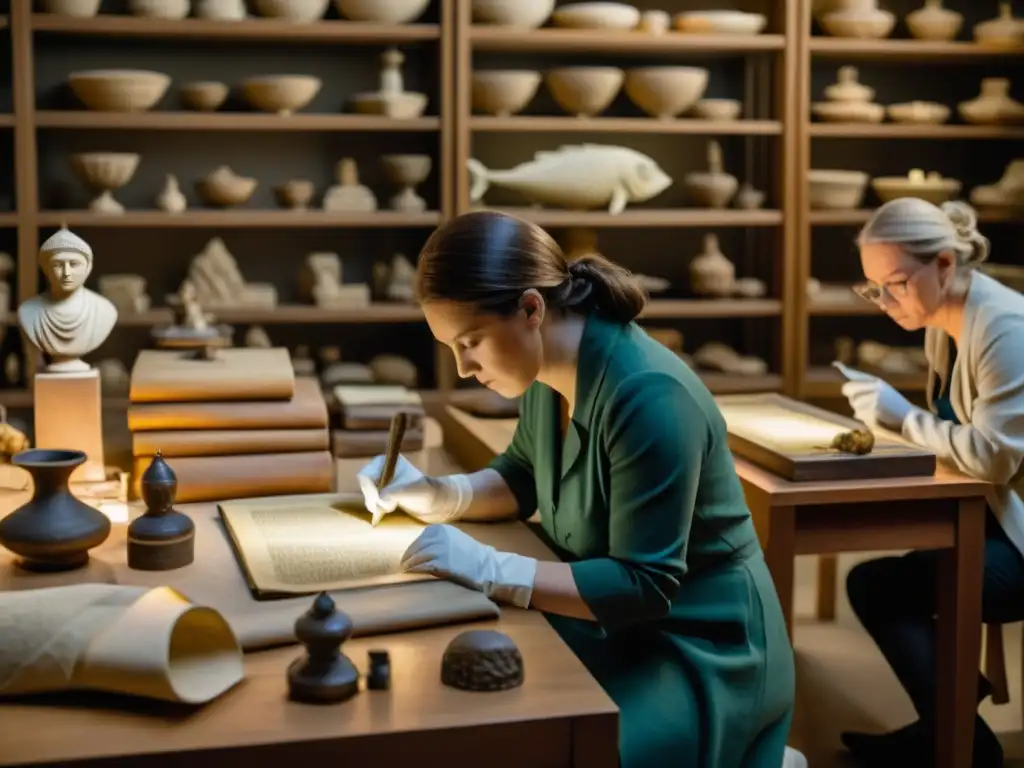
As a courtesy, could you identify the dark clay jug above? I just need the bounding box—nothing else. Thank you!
[0,449,112,571]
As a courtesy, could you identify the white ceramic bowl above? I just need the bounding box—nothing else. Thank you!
[255,0,329,22]
[624,67,709,119]
[69,70,172,112]
[546,67,624,117]
[242,75,323,115]
[471,0,555,28]
[471,70,542,116]
[808,169,870,209]
[551,2,641,29]
[335,0,430,23]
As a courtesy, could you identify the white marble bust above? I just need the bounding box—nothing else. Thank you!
[17,227,118,374]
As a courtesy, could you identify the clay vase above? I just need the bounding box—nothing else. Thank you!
[0,449,111,572]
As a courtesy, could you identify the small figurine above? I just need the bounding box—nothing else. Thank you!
[831,429,875,455]
[367,650,391,690]
[287,592,360,704]
[440,629,524,692]
[181,280,210,332]
[127,451,196,571]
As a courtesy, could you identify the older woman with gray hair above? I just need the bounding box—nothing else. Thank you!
[835,198,1024,766]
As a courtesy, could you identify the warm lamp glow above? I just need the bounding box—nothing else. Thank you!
[719,405,847,450]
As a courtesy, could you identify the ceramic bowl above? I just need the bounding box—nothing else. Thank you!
[181,81,230,112]
[674,10,768,34]
[255,0,329,22]
[551,2,642,29]
[197,168,258,207]
[546,67,624,117]
[69,69,172,112]
[872,172,961,205]
[471,70,542,116]
[811,101,884,122]
[692,98,742,120]
[70,152,141,190]
[274,180,316,210]
[886,101,950,124]
[129,0,190,18]
[624,66,709,119]
[380,154,433,187]
[242,75,323,115]
[471,0,555,28]
[819,9,896,38]
[335,0,430,23]
[40,0,101,16]
[807,169,870,209]
[349,91,428,118]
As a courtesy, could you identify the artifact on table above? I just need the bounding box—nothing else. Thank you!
[245,324,272,348]
[692,98,741,120]
[195,0,246,19]
[734,182,765,210]
[41,0,101,16]
[97,358,130,394]
[275,179,315,211]
[817,0,895,38]
[623,66,710,119]
[129,0,190,19]
[638,9,671,34]
[468,144,672,215]
[886,100,950,124]
[958,78,1024,125]
[293,344,317,377]
[714,393,937,482]
[301,251,371,307]
[180,81,229,112]
[323,158,378,212]
[546,66,624,118]
[674,9,767,34]
[830,429,876,455]
[255,0,329,22]
[380,155,431,212]
[811,66,883,124]
[974,2,1024,47]
[156,173,187,213]
[19,228,117,373]
[70,151,140,214]
[441,629,525,692]
[807,169,870,209]
[367,650,391,690]
[694,343,767,376]
[970,159,1024,209]
[350,47,428,119]
[196,166,258,208]
[336,0,430,23]
[287,592,360,704]
[470,0,554,28]
[690,233,736,297]
[470,70,542,117]
[0,584,245,704]
[872,169,961,206]
[242,75,322,116]
[128,451,196,572]
[68,69,171,112]
[551,2,640,29]
[0,449,111,572]
[175,237,278,310]
[370,354,418,388]
[684,140,738,209]
[905,0,963,41]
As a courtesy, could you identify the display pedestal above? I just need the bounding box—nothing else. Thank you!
[34,369,106,485]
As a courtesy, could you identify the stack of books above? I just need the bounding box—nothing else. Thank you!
[331,385,425,458]
[127,348,334,503]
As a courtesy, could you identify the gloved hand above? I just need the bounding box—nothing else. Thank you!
[357,454,473,524]
[400,524,537,608]
[833,361,915,430]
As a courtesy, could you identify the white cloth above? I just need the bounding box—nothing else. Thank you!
[782,746,807,768]
[357,454,473,524]
[834,361,915,430]
[400,524,538,608]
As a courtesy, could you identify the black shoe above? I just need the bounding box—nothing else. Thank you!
[841,717,1003,767]
[840,720,923,760]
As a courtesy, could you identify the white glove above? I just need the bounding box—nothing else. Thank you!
[834,361,914,430]
[400,524,537,608]
[357,454,473,524]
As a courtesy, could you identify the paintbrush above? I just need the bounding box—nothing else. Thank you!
[371,411,409,527]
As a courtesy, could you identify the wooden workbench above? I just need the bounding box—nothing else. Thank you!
[442,405,991,768]
[0,431,618,768]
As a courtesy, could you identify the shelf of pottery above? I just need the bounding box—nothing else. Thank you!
[461,0,792,392]
[800,0,1024,400]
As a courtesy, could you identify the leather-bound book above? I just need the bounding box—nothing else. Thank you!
[134,428,330,459]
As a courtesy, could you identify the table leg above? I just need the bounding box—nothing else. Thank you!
[816,555,838,622]
[761,504,796,637]
[935,497,985,768]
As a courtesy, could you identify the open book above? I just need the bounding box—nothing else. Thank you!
[218,493,433,600]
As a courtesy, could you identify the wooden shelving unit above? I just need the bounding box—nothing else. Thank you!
[794,0,1024,402]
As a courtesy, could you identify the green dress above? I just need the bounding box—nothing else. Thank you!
[488,315,795,768]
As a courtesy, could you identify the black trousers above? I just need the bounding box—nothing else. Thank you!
[846,511,1024,723]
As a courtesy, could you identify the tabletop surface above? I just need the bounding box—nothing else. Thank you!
[0,435,616,766]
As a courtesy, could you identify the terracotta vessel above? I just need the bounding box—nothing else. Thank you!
[0,449,111,571]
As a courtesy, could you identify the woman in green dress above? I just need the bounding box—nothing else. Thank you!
[357,211,799,768]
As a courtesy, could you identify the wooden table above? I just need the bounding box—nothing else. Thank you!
[442,407,990,768]
[0,434,618,768]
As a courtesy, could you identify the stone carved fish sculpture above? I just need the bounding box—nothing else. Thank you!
[467,144,673,215]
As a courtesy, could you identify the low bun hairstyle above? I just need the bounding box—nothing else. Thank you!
[416,210,647,324]
[858,197,990,269]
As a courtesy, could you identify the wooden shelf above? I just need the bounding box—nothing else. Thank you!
[470,116,782,135]
[470,27,785,54]
[31,14,440,42]
[35,111,441,132]
[810,123,1024,140]
[809,38,1024,60]
[118,304,426,326]
[810,208,1023,226]
[486,208,783,228]
[641,299,781,319]
[0,115,13,128]
[36,210,443,228]
[0,214,17,227]
[804,367,927,398]
[698,373,783,394]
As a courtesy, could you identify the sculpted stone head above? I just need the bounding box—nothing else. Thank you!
[39,228,94,299]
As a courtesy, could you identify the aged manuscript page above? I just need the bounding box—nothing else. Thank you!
[218,493,432,599]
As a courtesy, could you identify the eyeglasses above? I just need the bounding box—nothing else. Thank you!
[852,279,910,306]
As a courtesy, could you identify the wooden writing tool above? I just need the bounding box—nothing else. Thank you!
[371,411,409,527]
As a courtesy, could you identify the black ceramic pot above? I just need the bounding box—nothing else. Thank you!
[0,449,112,572]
